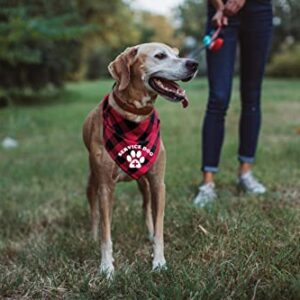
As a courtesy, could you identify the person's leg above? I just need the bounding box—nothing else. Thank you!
[202,11,240,183]
[238,0,273,175]
[194,6,240,206]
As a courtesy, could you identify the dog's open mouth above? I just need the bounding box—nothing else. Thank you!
[149,77,189,108]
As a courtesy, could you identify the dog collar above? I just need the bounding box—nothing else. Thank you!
[112,91,154,116]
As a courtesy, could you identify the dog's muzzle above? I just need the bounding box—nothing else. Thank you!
[148,59,198,108]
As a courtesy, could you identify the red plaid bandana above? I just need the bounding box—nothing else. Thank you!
[102,95,161,180]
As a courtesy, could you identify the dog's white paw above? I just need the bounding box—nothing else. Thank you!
[152,258,167,271]
[99,263,114,280]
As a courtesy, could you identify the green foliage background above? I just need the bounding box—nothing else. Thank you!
[0,0,93,101]
[0,0,299,104]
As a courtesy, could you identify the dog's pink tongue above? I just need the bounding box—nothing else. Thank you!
[181,97,189,108]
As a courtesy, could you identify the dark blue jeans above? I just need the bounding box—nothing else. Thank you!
[202,0,273,173]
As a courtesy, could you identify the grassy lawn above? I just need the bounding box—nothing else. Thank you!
[0,78,300,299]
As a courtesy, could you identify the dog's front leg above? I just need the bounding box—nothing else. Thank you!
[149,179,166,270]
[138,178,154,241]
[87,171,99,241]
[98,183,115,279]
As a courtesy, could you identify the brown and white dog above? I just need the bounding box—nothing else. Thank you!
[82,43,198,278]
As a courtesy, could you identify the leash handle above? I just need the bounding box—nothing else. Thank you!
[211,25,222,41]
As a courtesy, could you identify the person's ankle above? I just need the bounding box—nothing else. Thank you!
[239,163,252,176]
[203,172,214,184]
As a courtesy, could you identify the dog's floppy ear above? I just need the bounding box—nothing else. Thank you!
[108,47,139,91]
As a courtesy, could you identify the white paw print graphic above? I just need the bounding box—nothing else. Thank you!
[126,150,145,169]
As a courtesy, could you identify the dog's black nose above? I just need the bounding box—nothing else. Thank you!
[186,60,199,72]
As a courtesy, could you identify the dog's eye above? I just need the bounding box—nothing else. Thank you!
[155,52,167,60]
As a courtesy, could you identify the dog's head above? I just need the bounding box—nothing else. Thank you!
[108,43,198,108]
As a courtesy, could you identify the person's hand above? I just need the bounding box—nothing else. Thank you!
[212,9,228,27]
[224,0,246,17]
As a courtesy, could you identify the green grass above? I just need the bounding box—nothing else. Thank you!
[0,78,300,299]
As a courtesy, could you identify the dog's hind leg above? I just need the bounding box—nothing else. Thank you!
[87,171,99,241]
[138,178,154,241]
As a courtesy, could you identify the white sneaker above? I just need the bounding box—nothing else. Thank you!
[193,182,217,207]
[238,171,266,194]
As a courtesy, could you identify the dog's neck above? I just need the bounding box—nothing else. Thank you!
[109,87,157,122]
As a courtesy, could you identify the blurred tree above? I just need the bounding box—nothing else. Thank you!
[175,0,206,51]
[0,0,91,103]
[272,0,300,54]
[174,0,206,74]
[77,0,140,79]
[266,0,300,77]
[77,0,139,48]
[135,11,183,47]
